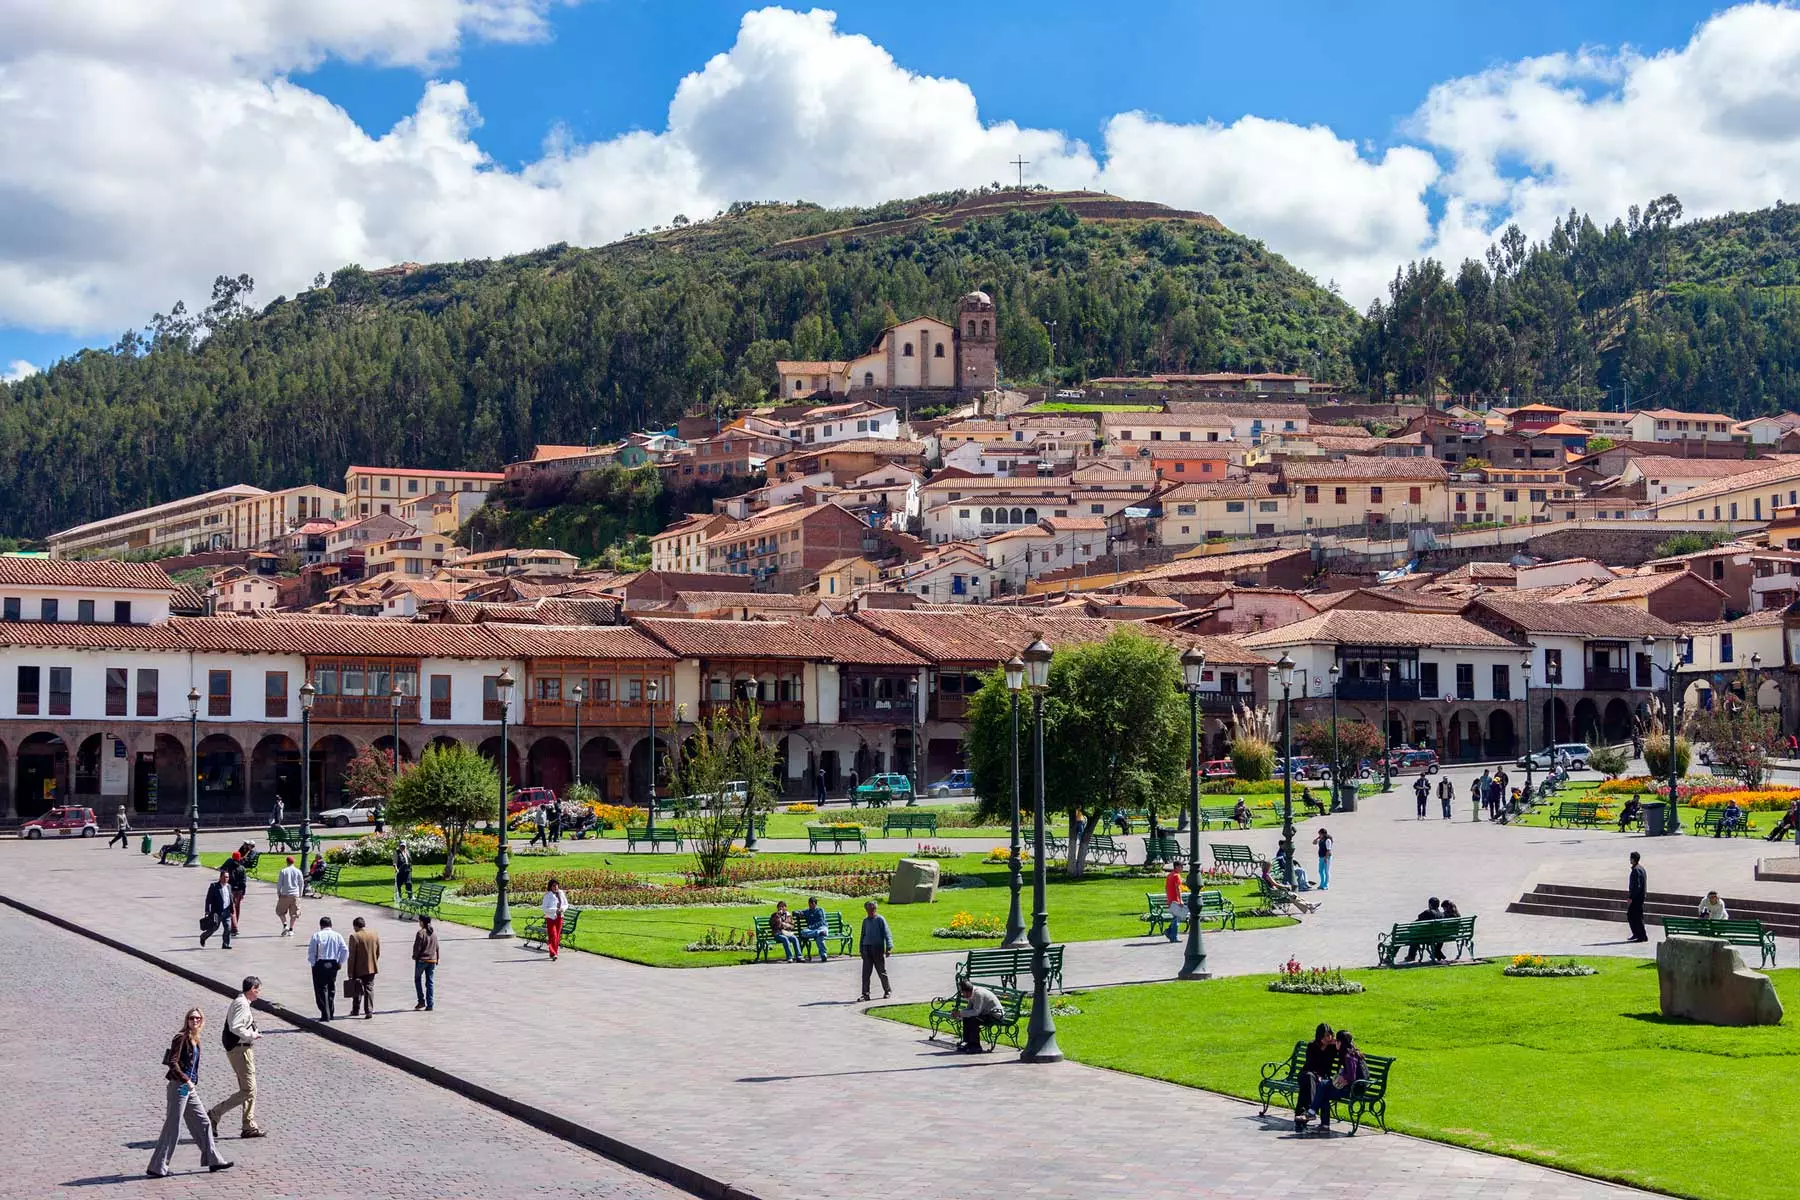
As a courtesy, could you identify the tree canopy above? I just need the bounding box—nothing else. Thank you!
[386,743,499,879]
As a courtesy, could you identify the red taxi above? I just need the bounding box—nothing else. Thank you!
[20,806,99,839]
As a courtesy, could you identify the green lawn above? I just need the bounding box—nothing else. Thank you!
[1504,782,1763,834]
[875,959,1800,1200]
[209,849,1292,968]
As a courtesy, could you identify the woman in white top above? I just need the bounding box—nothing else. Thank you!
[541,879,568,961]
[1697,890,1729,920]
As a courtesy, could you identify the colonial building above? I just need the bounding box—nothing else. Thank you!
[775,291,998,398]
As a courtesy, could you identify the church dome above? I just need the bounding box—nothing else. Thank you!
[961,290,993,307]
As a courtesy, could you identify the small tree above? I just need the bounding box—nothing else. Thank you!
[675,703,781,886]
[343,746,393,799]
[386,744,498,879]
[1586,746,1629,779]
[1293,719,1385,785]
[1643,734,1691,781]
[1687,690,1783,789]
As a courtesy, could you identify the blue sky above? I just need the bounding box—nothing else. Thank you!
[0,1,1762,373]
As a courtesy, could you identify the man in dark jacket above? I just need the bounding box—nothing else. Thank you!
[201,869,234,949]
[1295,1023,1339,1131]
[1403,897,1444,962]
[1627,851,1648,941]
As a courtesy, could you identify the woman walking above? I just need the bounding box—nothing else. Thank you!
[541,879,567,961]
[412,914,439,1010]
[147,1008,232,1177]
[393,841,414,902]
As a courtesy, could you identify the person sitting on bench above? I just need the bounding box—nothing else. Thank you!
[1617,796,1642,832]
[1767,800,1799,843]
[1715,799,1745,838]
[1233,798,1252,829]
[949,980,1003,1053]
[157,831,187,864]
[1697,890,1729,920]
[1403,897,1445,962]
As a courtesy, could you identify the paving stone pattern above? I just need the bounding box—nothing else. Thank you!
[0,907,683,1200]
[0,769,1691,1200]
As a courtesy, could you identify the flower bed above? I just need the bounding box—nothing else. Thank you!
[1595,778,1796,810]
[1268,959,1364,995]
[932,911,1006,939]
[783,873,890,899]
[325,828,495,866]
[783,802,817,813]
[1504,954,1596,977]
[984,846,1031,864]
[908,843,961,859]
[707,857,892,886]
[1200,779,1287,795]
[457,867,649,897]
[685,927,757,953]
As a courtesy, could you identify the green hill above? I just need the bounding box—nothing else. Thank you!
[1356,195,1800,412]
[0,189,1358,539]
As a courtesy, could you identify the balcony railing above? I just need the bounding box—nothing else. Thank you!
[702,698,804,725]
[930,693,971,721]
[841,696,915,722]
[1334,680,1422,702]
[1198,691,1247,712]
[526,699,653,726]
[1587,669,1632,691]
[310,695,420,722]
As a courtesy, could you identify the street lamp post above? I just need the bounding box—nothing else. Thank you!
[1643,634,1683,835]
[490,668,515,938]
[571,683,584,788]
[908,677,921,807]
[644,680,660,842]
[1002,655,1026,948]
[1520,652,1534,800]
[1382,662,1395,792]
[1327,663,1341,811]
[1020,636,1062,1064]
[184,687,201,866]
[299,682,315,874]
[1179,646,1210,979]
[1275,653,1297,886]
[389,683,403,776]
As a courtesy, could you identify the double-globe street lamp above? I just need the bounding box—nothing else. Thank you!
[1642,634,1684,835]
[1020,636,1062,1064]
[643,679,661,842]
[1327,663,1341,811]
[1381,662,1395,792]
[299,681,316,874]
[184,686,202,866]
[1001,654,1026,949]
[1520,650,1535,800]
[572,683,585,788]
[1275,653,1297,887]
[1178,646,1210,980]
[491,668,516,938]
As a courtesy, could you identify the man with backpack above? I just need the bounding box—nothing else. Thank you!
[208,977,265,1139]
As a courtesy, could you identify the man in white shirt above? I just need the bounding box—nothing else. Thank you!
[208,977,266,1138]
[274,856,304,936]
[306,917,349,1021]
[1697,890,1730,920]
[950,980,1005,1053]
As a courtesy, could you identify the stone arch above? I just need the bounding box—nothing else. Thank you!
[310,734,356,809]
[1572,697,1602,744]
[0,736,10,819]
[1010,507,1023,524]
[15,732,68,820]
[75,733,104,799]
[527,736,572,794]
[250,734,301,814]
[476,737,522,789]
[627,735,671,807]
[1756,678,1782,711]
[196,733,246,814]
[980,319,990,337]
[1486,708,1516,758]
[1542,697,1571,743]
[579,735,624,800]
[371,734,413,771]
[1024,507,1038,523]
[1445,709,1482,760]
[426,734,462,755]
[933,342,945,358]
[981,507,993,524]
[1602,698,1634,743]
[967,320,976,337]
[140,733,187,817]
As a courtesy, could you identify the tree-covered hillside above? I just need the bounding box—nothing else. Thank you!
[0,190,1358,538]
[1356,196,1800,413]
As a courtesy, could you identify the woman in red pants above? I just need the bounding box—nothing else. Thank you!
[541,879,567,960]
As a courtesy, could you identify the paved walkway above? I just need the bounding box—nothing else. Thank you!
[0,778,1689,1200]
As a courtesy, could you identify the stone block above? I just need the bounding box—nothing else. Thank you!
[1658,935,1784,1026]
[889,858,939,905]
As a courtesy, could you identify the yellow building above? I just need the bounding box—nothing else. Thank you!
[364,533,453,578]
[1281,458,1449,529]
[344,466,503,518]
[226,484,348,549]
[1158,477,1289,545]
[1654,457,1800,524]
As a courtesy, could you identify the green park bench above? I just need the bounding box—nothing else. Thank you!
[1377,915,1477,966]
[882,811,938,836]
[1085,834,1128,866]
[266,825,321,855]
[519,905,581,951]
[779,910,853,958]
[1211,843,1267,877]
[1550,802,1601,829]
[312,863,345,896]
[807,826,868,853]
[1143,832,1188,867]
[1142,889,1236,936]
[396,882,445,920]
[1024,831,1069,859]
[1258,1040,1396,1134]
[1661,916,1776,966]
[625,827,685,852]
[1199,805,1245,830]
[927,985,1028,1050]
[956,945,1065,993]
[1694,808,1753,837]
[240,848,261,872]
[155,833,189,865]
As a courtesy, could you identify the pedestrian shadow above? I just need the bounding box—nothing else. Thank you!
[59,1173,144,1187]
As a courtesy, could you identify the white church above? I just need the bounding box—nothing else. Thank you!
[776,291,999,398]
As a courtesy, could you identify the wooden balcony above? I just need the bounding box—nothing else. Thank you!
[309,695,420,723]
[525,698,654,727]
[702,699,804,726]
[841,696,915,723]
[930,693,970,721]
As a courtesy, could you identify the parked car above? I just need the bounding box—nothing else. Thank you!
[1517,743,1593,770]
[1392,749,1441,774]
[853,773,914,807]
[1201,759,1236,779]
[19,805,98,839]
[928,769,974,798]
[508,786,557,815]
[317,795,384,827]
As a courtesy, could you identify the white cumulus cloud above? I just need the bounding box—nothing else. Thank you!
[10,2,1800,340]
[2,360,38,382]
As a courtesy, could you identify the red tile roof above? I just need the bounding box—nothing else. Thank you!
[1238,610,1523,649]
[851,608,1269,666]
[0,559,178,590]
[633,617,925,665]
[0,615,666,659]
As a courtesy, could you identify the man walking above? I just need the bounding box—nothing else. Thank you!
[1162,864,1186,943]
[1470,772,1487,822]
[529,805,547,848]
[412,914,439,1011]
[274,855,303,936]
[208,977,266,1139]
[224,849,249,928]
[1626,851,1649,942]
[1436,776,1453,820]
[307,916,348,1020]
[1413,772,1429,819]
[270,797,283,830]
[857,900,893,1001]
[347,916,381,1019]
[108,803,132,848]
[201,869,234,949]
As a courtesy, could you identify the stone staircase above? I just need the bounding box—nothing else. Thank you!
[1508,883,1800,938]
